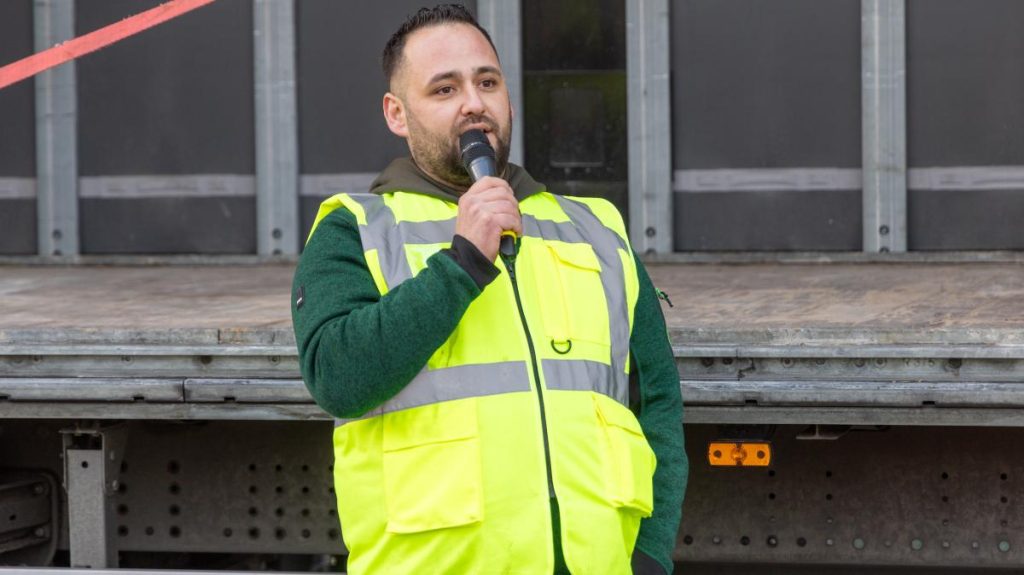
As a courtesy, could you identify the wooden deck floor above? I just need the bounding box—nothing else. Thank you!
[1,262,1021,347]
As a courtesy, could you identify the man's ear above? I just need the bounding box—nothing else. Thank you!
[383,92,409,138]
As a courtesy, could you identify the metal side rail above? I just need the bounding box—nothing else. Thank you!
[0,343,329,420]
[678,341,1024,426]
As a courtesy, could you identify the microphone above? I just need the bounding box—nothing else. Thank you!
[459,129,516,257]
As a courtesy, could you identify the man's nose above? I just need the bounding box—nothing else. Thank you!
[461,85,486,115]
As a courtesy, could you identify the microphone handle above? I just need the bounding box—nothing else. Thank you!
[499,233,516,257]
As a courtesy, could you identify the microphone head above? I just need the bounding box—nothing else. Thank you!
[459,129,495,169]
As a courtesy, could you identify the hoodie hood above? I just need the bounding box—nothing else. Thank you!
[369,157,545,202]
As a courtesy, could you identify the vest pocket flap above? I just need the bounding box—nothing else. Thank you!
[547,241,602,272]
[383,399,478,452]
[593,394,656,517]
[382,400,484,533]
[594,393,644,436]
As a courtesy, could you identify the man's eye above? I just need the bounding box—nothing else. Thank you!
[480,79,497,89]
[436,86,454,95]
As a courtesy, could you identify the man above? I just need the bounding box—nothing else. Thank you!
[291,5,686,574]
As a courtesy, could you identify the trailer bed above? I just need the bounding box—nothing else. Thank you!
[1,262,1023,424]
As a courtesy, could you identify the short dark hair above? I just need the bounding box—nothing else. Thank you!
[382,4,498,87]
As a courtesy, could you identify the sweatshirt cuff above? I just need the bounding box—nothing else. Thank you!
[442,235,500,290]
[631,547,668,575]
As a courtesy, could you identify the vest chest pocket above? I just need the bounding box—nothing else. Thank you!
[382,399,483,533]
[534,242,611,353]
[593,394,656,516]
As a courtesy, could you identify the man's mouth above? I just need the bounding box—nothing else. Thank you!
[458,118,497,135]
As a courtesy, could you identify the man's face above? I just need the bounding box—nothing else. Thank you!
[383,23,513,188]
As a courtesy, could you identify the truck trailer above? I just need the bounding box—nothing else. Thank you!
[3,0,1024,572]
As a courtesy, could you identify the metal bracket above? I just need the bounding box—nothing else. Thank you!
[796,424,853,441]
[60,423,128,568]
[0,470,58,566]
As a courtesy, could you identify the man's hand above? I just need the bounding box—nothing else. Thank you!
[455,176,522,261]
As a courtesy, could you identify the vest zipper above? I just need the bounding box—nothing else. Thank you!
[501,249,557,499]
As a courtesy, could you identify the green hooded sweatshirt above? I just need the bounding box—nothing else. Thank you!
[292,158,687,573]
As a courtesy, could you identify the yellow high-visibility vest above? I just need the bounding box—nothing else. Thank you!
[309,190,652,574]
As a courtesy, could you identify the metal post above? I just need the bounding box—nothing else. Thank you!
[626,0,673,254]
[862,0,907,253]
[34,0,78,257]
[65,450,115,568]
[62,426,125,569]
[254,0,299,256]
[476,0,524,166]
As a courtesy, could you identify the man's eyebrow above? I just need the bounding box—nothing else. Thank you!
[475,65,502,77]
[427,70,459,85]
[426,67,502,86]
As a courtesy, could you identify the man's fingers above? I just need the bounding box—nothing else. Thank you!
[492,213,522,235]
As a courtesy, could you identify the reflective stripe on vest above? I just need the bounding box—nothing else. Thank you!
[316,191,637,421]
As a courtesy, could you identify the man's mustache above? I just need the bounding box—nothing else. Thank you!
[455,116,499,135]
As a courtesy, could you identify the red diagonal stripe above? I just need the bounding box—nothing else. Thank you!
[0,0,217,91]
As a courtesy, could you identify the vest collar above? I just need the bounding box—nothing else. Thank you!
[369,157,546,203]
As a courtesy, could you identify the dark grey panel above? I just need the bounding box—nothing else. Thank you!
[907,0,1024,166]
[0,1,36,177]
[297,1,475,174]
[80,198,255,254]
[909,190,1024,250]
[522,0,625,71]
[671,0,861,169]
[76,0,254,175]
[674,190,861,251]
[680,424,1024,567]
[0,199,37,254]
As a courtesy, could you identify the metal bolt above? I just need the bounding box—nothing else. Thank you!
[272,228,282,239]
[853,538,865,550]
[999,541,1011,552]
[767,535,778,547]
[879,246,890,253]
[948,358,963,369]
[645,227,656,238]
[854,359,865,367]
[712,535,722,545]
[942,541,950,549]
[884,540,892,548]
[826,538,834,546]
[52,229,62,240]
[111,480,119,491]
[826,517,833,524]
[879,225,890,236]
[972,541,980,550]
[34,527,46,538]
[911,539,923,551]
[33,484,45,495]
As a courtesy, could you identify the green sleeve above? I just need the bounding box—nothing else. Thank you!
[631,253,688,573]
[291,208,483,418]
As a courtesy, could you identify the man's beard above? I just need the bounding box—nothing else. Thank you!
[407,110,511,188]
